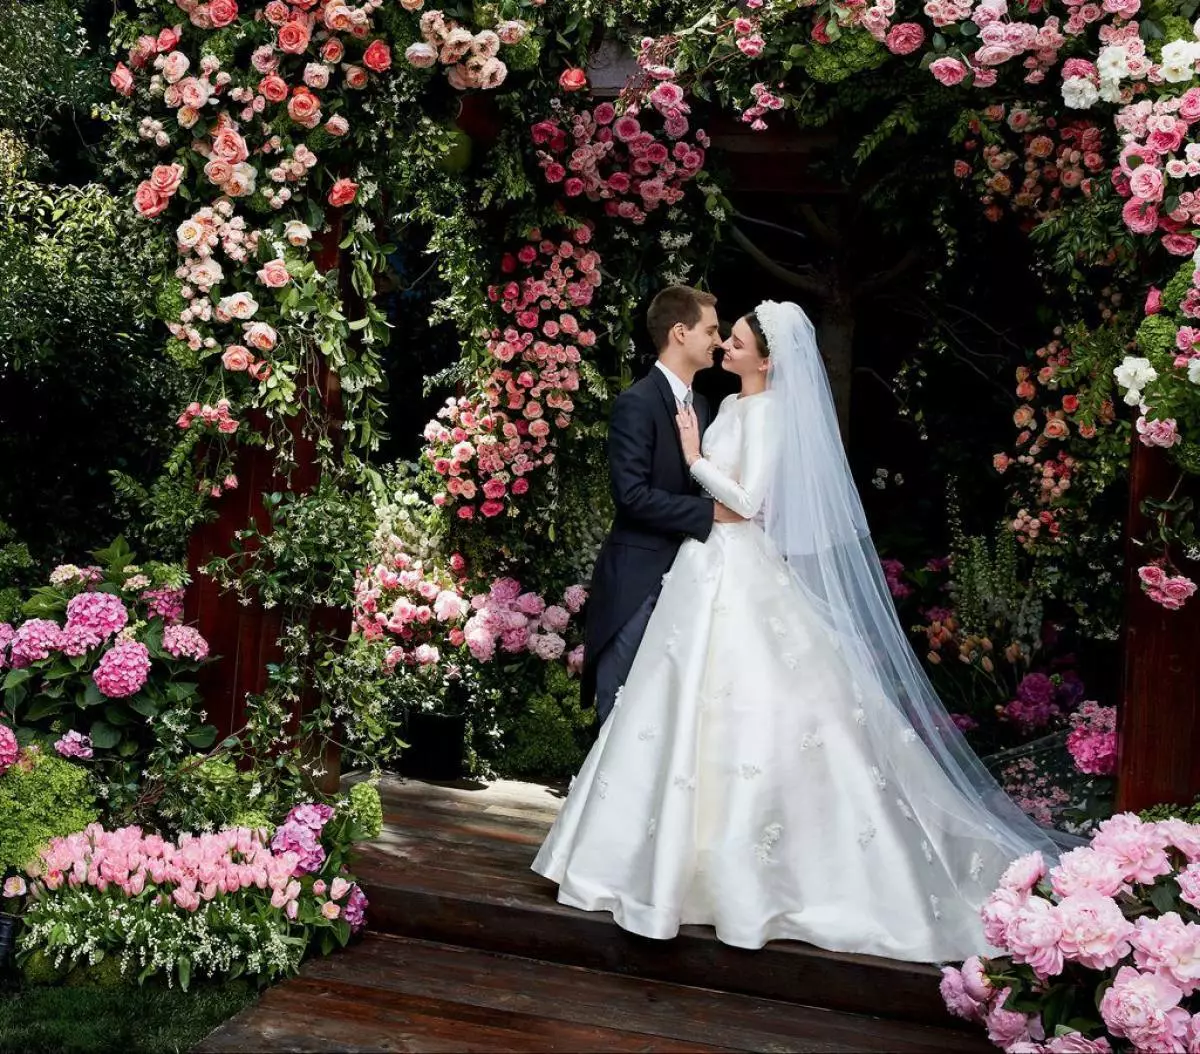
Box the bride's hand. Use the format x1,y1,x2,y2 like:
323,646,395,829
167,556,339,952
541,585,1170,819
675,405,701,466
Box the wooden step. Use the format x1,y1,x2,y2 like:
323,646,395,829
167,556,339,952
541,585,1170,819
198,933,990,1053
350,777,969,1033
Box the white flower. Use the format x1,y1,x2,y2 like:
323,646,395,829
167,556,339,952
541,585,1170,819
1097,45,1130,81
1099,78,1125,104
1061,76,1099,110
283,220,311,246
1160,39,1200,82
1189,359,1200,385
1113,355,1158,402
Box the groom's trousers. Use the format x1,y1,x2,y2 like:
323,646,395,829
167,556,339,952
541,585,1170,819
593,591,658,725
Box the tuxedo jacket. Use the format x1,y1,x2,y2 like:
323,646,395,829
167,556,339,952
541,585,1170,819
581,367,714,706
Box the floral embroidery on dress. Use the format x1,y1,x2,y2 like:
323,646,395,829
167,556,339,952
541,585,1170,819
754,823,783,863
800,732,824,750
901,728,917,743
896,797,916,821
776,571,791,587
664,626,681,657
661,570,673,587
870,766,887,790
613,685,625,711
596,773,609,799
781,652,799,670
647,817,657,838
853,708,867,726
768,616,788,638
851,682,865,702
921,839,933,863
673,774,696,791
858,821,877,848
740,763,762,779
638,725,658,741
969,851,984,881
929,894,943,920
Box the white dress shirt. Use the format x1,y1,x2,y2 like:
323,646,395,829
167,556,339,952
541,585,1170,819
655,361,692,408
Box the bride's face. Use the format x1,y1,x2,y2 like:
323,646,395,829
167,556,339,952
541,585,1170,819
720,318,768,378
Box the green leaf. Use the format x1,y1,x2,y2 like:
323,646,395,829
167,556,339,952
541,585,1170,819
80,681,104,708
129,694,160,718
177,955,191,992
3,668,32,692
89,720,120,749
24,696,64,722
186,724,218,749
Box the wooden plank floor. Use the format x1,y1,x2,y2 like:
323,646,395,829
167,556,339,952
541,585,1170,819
197,776,991,1053
199,933,987,1053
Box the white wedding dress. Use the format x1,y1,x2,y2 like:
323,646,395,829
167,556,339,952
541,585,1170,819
533,390,1027,962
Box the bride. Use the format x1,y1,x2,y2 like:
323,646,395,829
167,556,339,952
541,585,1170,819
532,300,1064,963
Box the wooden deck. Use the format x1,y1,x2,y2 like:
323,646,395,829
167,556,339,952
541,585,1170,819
198,776,991,1053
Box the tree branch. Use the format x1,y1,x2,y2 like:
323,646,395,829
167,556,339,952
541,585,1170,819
797,203,842,251
858,247,923,299
730,225,832,301
731,209,809,243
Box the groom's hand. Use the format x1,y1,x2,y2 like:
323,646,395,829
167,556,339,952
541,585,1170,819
714,503,746,524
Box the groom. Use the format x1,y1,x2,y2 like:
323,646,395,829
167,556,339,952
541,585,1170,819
582,285,738,723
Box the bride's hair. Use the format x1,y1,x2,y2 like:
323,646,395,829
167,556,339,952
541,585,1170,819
742,311,769,357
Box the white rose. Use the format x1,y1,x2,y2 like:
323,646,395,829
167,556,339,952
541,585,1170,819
1113,356,1158,400
1159,39,1200,83
1097,45,1129,81
1189,360,1200,385
283,220,311,247
1061,76,1099,110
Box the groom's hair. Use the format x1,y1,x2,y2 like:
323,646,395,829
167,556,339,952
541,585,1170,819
647,286,717,352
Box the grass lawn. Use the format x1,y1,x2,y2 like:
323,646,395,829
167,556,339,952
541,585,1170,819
0,976,258,1054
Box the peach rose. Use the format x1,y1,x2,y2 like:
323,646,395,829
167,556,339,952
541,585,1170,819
343,64,368,89
222,345,254,371
177,106,200,129
150,163,185,196
110,62,134,97
321,38,345,63
259,74,288,103
287,87,321,127
303,63,330,89
283,220,311,246
178,77,211,109
204,158,233,185
327,177,358,207
208,0,239,28
245,322,278,351
404,42,438,68
1043,417,1069,440
257,259,291,288
161,51,190,84
363,40,392,72
248,360,273,382
325,114,349,136
278,20,311,55
264,0,289,23
134,181,169,218
211,127,249,165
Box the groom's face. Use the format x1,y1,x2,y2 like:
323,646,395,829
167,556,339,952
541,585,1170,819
680,304,721,372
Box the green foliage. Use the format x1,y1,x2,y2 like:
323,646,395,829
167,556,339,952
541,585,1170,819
1136,312,1179,359
348,780,383,840
0,749,98,871
1,977,257,1054
1140,797,1200,824
150,756,281,836
1162,259,1194,313
493,664,591,780
0,517,34,623
798,28,889,84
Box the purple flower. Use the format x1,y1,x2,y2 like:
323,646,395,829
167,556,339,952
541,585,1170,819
286,802,335,832
270,821,326,875
1017,673,1055,708
54,730,93,760
343,883,368,931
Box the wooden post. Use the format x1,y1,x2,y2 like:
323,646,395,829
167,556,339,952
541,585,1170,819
1116,434,1200,812
185,215,346,787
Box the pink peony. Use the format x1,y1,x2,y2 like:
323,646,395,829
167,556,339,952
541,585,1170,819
1091,813,1172,885
92,639,152,699
1000,851,1047,894
1044,1035,1111,1052
1131,912,1200,995
984,988,1039,1048
1050,846,1128,899
940,966,985,1022
0,723,18,775
1056,889,1136,970
981,885,1028,947
1099,965,1190,1051
563,584,588,614
1006,897,1065,977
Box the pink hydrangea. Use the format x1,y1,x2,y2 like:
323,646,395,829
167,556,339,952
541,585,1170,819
54,730,93,760
162,624,210,661
286,802,335,831
0,723,18,775
10,619,64,667
270,820,326,875
1099,965,1190,1050
0,623,13,669
65,592,129,641
143,587,185,623
92,639,152,698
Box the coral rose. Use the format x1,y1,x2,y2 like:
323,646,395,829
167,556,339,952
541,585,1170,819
111,62,134,97
222,345,254,371
327,178,358,207
134,181,168,218
257,259,290,288
558,67,588,92
149,163,185,196
363,40,392,71
278,20,311,54
208,0,238,28
259,74,288,103
929,57,968,86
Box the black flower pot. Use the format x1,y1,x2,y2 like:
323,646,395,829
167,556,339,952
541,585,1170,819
398,711,468,782
0,913,18,970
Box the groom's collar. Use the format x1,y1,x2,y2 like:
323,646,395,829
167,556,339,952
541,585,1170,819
654,361,690,404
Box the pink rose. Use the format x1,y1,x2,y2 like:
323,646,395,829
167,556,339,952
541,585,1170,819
221,345,253,371
1163,576,1198,605
1137,416,1181,448
322,39,345,63
930,57,968,86
157,26,181,52
208,0,238,27
211,127,249,165
287,87,321,127
886,23,925,55
363,40,391,72
325,114,349,136
244,322,277,351
343,65,368,90
1129,165,1165,202
327,178,358,207
149,163,184,197
133,181,168,218
278,21,311,54
111,62,134,97
558,67,588,92
257,259,290,288
1123,197,1159,235
1145,286,1163,315
1139,564,1168,588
